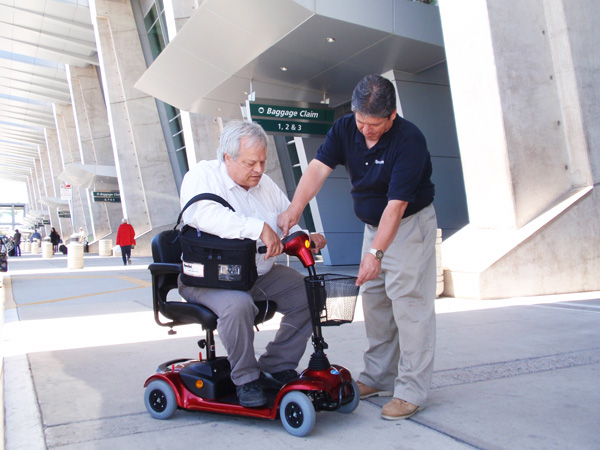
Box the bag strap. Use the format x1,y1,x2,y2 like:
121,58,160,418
175,193,235,229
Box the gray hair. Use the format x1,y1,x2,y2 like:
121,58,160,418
351,74,397,118
217,120,268,162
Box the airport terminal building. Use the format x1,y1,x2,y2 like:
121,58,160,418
0,0,598,299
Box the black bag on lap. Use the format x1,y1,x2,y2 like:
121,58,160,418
176,193,258,291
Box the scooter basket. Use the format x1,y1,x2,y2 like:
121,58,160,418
305,274,359,326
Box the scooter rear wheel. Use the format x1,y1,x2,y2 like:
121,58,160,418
280,391,316,437
145,379,178,420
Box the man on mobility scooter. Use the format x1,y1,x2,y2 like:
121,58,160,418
178,120,326,407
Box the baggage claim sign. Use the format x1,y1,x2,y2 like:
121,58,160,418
248,101,334,137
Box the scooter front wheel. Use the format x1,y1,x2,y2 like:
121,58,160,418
280,391,316,437
144,379,178,420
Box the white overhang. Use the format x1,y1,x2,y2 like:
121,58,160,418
39,196,68,208
135,0,445,118
57,163,118,189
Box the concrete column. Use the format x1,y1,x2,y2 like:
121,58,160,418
89,0,180,254
439,0,600,298
33,158,45,230
38,144,60,233
44,128,72,237
54,103,88,232
67,65,118,244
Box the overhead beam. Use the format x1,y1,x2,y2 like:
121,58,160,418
1,22,97,53
0,4,95,34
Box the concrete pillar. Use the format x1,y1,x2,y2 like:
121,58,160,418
38,144,60,233
67,65,120,245
33,158,47,234
439,0,600,298
89,0,180,254
44,128,72,237
54,103,89,234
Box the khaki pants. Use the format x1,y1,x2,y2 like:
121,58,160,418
358,204,437,406
178,264,312,386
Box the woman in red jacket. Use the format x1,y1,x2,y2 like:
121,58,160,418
116,218,136,265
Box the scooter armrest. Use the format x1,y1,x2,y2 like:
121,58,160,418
148,262,181,275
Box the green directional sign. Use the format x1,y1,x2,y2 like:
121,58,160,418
253,119,333,136
249,103,335,123
248,101,334,137
58,211,71,218
93,191,121,203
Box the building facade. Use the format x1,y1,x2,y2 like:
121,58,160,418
0,0,597,299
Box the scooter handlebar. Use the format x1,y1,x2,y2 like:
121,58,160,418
257,231,316,268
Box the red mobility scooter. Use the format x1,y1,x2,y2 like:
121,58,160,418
144,230,360,436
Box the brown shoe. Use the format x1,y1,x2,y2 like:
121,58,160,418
381,398,423,420
357,381,393,399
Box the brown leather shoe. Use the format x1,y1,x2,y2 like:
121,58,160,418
357,381,393,399
381,398,423,420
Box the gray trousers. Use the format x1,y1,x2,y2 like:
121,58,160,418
358,204,438,406
178,264,312,386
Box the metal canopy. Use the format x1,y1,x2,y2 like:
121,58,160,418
135,0,445,119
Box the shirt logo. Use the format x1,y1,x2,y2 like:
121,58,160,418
374,159,384,165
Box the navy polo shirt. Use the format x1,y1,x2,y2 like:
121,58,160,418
315,113,434,227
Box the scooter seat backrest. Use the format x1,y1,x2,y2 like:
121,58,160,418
151,229,181,264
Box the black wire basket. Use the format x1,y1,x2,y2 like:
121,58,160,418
304,274,359,326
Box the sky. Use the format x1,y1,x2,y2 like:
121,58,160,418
0,179,28,204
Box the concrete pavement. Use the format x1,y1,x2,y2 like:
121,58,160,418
2,253,599,449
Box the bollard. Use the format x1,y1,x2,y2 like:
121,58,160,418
31,240,39,255
24,241,31,253
99,239,113,256
68,242,84,269
42,241,53,259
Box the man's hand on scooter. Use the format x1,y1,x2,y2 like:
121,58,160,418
260,223,284,260
277,207,301,237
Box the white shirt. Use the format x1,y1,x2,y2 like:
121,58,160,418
180,160,302,276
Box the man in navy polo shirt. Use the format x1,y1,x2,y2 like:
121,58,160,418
278,74,437,420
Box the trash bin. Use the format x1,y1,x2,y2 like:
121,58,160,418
99,239,112,256
68,242,84,269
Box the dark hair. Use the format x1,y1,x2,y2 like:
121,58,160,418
351,74,397,118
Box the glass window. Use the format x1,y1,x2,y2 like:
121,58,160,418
144,4,166,60
135,0,188,181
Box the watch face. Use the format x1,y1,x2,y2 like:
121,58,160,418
376,250,384,260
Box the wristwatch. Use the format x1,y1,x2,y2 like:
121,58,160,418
367,248,384,261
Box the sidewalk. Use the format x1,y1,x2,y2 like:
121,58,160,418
2,253,599,449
